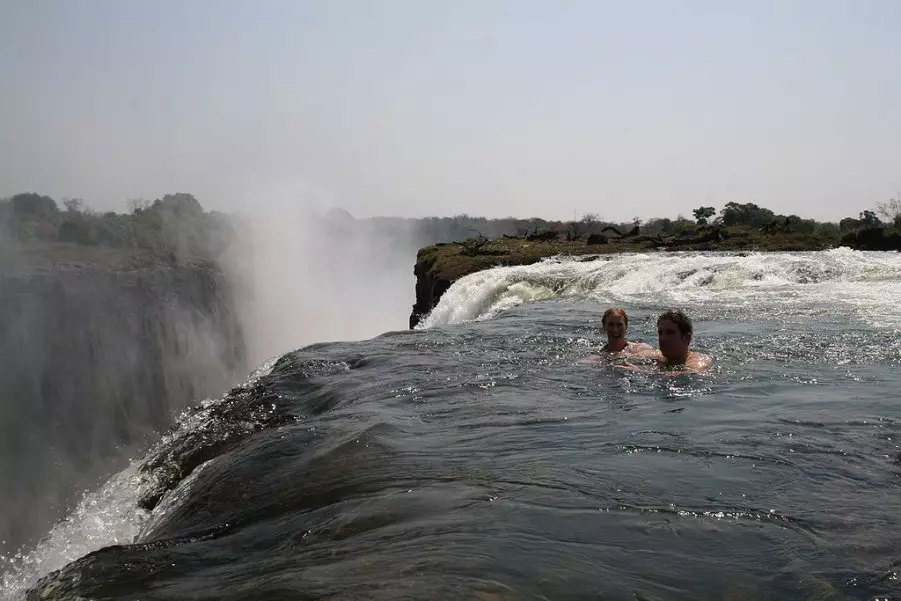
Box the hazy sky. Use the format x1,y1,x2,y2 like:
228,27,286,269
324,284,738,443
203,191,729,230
2,0,899,222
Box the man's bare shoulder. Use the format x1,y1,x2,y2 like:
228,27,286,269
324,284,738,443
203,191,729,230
652,351,713,375
686,352,712,371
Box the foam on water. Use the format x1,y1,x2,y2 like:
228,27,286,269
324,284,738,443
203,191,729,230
0,466,149,600
0,355,281,600
417,249,901,328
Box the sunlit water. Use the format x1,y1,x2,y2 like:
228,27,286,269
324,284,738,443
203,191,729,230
3,250,900,600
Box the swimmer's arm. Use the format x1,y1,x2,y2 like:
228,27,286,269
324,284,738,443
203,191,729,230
625,344,660,358
578,355,605,365
611,362,655,373
663,354,713,375
615,353,712,375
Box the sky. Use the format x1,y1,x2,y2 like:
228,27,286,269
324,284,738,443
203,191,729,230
1,0,900,222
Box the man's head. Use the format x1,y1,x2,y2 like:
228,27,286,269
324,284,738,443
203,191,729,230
657,310,693,361
602,307,628,340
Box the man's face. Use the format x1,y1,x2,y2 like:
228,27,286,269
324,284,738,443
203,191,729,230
657,319,690,360
603,315,627,340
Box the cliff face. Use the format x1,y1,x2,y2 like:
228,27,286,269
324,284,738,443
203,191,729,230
0,244,247,554
408,246,453,329
839,227,901,250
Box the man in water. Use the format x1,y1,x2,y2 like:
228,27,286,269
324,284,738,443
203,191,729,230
581,308,653,364
655,309,711,371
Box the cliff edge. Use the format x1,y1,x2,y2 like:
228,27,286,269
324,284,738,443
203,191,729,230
0,242,248,554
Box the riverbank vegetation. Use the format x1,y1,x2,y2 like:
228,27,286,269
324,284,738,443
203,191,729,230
2,192,900,259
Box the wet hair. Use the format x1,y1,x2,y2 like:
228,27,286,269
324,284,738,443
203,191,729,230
657,309,693,336
602,307,628,327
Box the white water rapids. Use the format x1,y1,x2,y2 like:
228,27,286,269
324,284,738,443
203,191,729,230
417,249,901,329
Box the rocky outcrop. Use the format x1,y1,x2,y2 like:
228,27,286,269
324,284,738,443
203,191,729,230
839,227,901,251
409,245,453,329
407,226,897,328
0,243,247,554
408,239,578,328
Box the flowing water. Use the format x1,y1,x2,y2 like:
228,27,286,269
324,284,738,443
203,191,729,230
2,249,900,600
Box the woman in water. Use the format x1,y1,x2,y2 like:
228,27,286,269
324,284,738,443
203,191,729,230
581,307,653,364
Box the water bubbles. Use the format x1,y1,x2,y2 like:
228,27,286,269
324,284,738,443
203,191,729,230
0,465,150,599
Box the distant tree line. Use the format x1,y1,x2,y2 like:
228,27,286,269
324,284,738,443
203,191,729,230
2,192,900,256
397,199,901,249
0,192,237,258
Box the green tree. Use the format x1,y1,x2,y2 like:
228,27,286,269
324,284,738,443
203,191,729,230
814,222,840,237
692,206,716,225
859,210,881,229
151,193,204,217
58,217,97,245
11,193,58,218
876,197,901,228
62,197,84,212
720,202,775,227
839,217,860,232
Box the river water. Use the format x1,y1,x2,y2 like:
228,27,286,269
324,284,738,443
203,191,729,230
3,249,900,600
